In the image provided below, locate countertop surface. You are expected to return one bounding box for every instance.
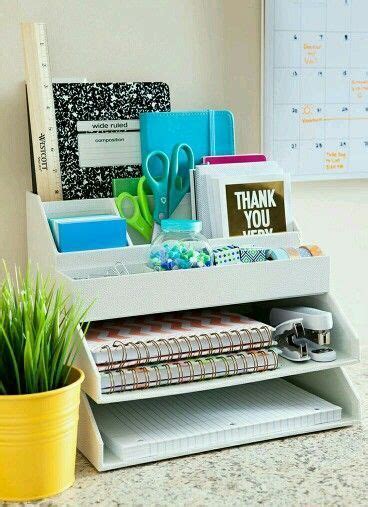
[16,352,368,507]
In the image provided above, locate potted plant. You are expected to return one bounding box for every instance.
[0,265,88,501]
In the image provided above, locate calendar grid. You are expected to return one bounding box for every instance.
[266,0,368,179]
[298,1,302,173]
[347,3,353,171]
[323,6,327,160]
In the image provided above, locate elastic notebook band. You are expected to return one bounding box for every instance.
[209,109,216,155]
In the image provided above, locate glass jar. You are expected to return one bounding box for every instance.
[148,219,213,271]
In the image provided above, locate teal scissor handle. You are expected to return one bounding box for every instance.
[169,143,194,215]
[115,191,153,242]
[143,150,170,223]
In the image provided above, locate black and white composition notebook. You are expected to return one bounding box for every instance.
[52,82,170,199]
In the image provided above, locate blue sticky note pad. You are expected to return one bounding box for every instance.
[49,215,127,252]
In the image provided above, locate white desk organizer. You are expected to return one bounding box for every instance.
[27,192,330,321]
[26,191,361,471]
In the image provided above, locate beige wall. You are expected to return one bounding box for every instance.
[0,0,367,339]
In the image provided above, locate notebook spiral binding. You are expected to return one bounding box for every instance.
[104,349,278,393]
[100,325,273,370]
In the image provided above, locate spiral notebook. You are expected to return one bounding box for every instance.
[100,349,278,393]
[86,310,275,370]
[93,378,342,465]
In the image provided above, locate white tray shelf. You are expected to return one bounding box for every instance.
[79,352,357,405]
[26,191,360,472]
[27,192,330,322]
[75,293,360,404]
[77,368,361,471]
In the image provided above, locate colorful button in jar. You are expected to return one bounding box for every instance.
[148,219,213,271]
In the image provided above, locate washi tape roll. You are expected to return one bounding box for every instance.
[239,247,267,263]
[298,246,313,257]
[265,248,289,260]
[284,247,300,259]
[302,244,323,257]
[213,245,240,265]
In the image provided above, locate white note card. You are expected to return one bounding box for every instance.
[264,0,368,180]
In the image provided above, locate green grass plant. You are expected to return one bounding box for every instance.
[0,264,89,395]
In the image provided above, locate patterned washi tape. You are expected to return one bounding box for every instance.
[213,245,241,265]
[239,247,267,263]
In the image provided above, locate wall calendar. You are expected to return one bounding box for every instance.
[263,0,368,180]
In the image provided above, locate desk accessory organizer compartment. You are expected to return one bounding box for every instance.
[27,192,330,321]
[26,191,361,471]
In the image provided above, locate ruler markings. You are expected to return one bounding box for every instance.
[22,23,63,201]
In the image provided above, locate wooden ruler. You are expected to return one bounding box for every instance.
[22,23,63,201]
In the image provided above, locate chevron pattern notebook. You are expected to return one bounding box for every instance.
[86,309,275,370]
[100,349,278,393]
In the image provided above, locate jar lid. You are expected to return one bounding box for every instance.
[161,219,203,233]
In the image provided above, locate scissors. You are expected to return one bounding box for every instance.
[143,143,194,223]
[115,176,153,242]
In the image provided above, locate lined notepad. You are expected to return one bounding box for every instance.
[92,379,342,465]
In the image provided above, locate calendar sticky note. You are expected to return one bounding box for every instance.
[264,0,368,181]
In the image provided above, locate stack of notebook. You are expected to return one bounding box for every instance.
[86,309,278,393]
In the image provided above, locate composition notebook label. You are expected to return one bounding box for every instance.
[77,119,141,168]
[225,180,286,235]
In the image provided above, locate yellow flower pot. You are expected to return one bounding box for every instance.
[0,367,84,502]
